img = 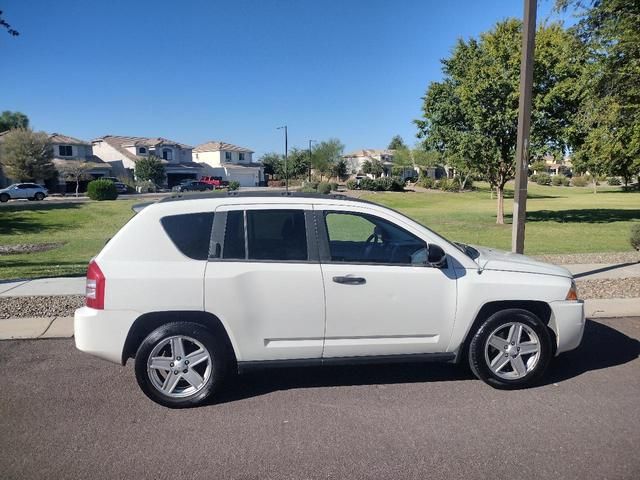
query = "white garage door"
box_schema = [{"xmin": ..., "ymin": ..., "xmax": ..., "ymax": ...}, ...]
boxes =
[{"xmin": 228, "ymin": 172, "xmax": 256, "ymax": 187}]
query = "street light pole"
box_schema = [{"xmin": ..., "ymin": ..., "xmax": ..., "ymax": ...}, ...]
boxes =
[
  {"xmin": 511, "ymin": 0, "xmax": 537, "ymax": 254},
  {"xmin": 277, "ymin": 125, "xmax": 288, "ymax": 192},
  {"xmin": 308, "ymin": 139, "xmax": 316, "ymax": 182}
]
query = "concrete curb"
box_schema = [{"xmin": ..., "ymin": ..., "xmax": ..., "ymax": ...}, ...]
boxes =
[
  {"xmin": 0, "ymin": 316, "xmax": 74, "ymax": 340},
  {"xmin": 583, "ymin": 298, "xmax": 640, "ymax": 319}
]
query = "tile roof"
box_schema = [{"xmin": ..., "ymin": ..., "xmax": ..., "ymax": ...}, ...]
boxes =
[
  {"xmin": 49, "ymin": 133, "xmax": 90, "ymax": 145},
  {"xmin": 93, "ymin": 135, "xmax": 193, "ymax": 162},
  {"xmin": 344, "ymin": 149, "xmax": 396, "ymax": 158},
  {"xmin": 194, "ymin": 141, "xmax": 254, "ymax": 154}
]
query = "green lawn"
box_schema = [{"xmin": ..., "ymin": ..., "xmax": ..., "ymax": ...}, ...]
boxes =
[
  {"xmin": 0, "ymin": 200, "xmax": 138, "ymax": 280},
  {"xmin": 0, "ymin": 183, "xmax": 638, "ymax": 280},
  {"xmin": 361, "ymin": 182, "xmax": 640, "ymax": 254}
]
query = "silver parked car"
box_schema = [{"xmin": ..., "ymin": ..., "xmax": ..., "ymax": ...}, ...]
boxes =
[{"xmin": 0, "ymin": 183, "xmax": 48, "ymax": 202}]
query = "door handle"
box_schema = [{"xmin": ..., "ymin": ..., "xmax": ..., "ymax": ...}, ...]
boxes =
[{"xmin": 332, "ymin": 275, "xmax": 366, "ymax": 285}]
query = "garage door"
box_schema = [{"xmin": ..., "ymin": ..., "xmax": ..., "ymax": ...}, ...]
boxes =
[{"xmin": 228, "ymin": 172, "xmax": 256, "ymax": 187}]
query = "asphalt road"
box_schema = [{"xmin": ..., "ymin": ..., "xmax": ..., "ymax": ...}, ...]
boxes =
[{"xmin": 1, "ymin": 317, "xmax": 638, "ymax": 480}]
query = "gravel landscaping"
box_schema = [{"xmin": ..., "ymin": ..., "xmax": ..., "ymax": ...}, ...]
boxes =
[
  {"xmin": 534, "ymin": 252, "xmax": 640, "ymax": 265},
  {"xmin": 0, "ymin": 243, "xmax": 63, "ymax": 255},
  {"xmin": 576, "ymin": 277, "xmax": 640, "ymax": 299},
  {"xmin": 0, "ymin": 295, "xmax": 84, "ymax": 319}
]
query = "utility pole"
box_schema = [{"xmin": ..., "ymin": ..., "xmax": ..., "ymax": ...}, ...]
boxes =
[
  {"xmin": 308, "ymin": 139, "xmax": 316, "ymax": 182},
  {"xmin": 277, "ymin": 125, "xmax": 288, "ymax": 192},
  {"xmin": 511, "ymin": 0, "xmax": 537, "ymax": 254}
]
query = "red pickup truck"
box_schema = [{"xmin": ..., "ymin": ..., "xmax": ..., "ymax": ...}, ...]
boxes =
[{"xmin": 200, "ymin": 176, "xmax": 229, "ymax": 189}]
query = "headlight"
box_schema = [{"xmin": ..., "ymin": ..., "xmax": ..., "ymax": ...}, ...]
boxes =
[{"xmin": 566, "ymin": 279, "xmax": 578, "ymax": 301}]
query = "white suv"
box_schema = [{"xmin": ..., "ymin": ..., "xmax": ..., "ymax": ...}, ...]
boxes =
[{"xmin": 75, "ymin": 192, "xmax": 584, "ymax": 407}]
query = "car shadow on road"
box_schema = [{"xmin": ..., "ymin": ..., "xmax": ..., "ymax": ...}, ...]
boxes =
[{"xmin": 212, "ymin": 319, "xmax": 639, "ymax": 405}]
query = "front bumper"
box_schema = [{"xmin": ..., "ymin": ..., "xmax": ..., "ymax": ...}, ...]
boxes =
[
  {"xmin": 548, "ymin": 300, "xmax": 585, "ymax": 355},
  {"xmin": 74, "ymin": 306, "xmax": 139, "ymax": 364}
]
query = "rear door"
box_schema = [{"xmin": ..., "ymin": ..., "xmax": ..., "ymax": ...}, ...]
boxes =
[{"xmin": 204, "ymin": 204, "xmax": 325, "ymax": 362}]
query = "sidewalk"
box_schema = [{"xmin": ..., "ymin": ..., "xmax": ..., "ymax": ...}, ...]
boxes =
[{"xmin": 0, "ymin": 277, "xmax": 85, "ymax": 297}]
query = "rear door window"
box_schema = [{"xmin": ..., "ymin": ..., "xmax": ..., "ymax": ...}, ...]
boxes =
[{"xmin": 247, "ymin": 210, "xmax": 308, "ymax": 261}]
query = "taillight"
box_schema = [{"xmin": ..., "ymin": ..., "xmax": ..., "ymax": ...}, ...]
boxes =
[
  {"xmin": 566, "ymin": 279, "xmax": 578, "ymax": 301},
  {"xmin": 86, "ymin": 260, "xmax": 105, "ymax": 309}
]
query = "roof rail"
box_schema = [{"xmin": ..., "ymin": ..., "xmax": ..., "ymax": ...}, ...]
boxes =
[{"xmin": 158, "ymin": 190, "xmax": 374, "ymax": 204}]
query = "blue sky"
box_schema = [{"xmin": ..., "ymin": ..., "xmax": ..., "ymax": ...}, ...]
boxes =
[{"xmin": 1, "ymin": 0, "xmax": 571, "ymax": 157}]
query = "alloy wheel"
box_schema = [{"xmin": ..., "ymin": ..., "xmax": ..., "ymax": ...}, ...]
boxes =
[
  {"xmin": 483, "ymin": 322, "xmax": 541, "ymax": 380},
  {"xmin": 146, "ymin": 335, "xmax": 212, "ymax": 398}
]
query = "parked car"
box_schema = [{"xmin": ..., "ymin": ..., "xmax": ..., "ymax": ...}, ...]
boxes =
[
  {"xmin": 113, "ymin": 182, "xmax": 129, "ymax": 194},
  {"xmin": 0, "ymin": 183, "xmax": 48, "ymax": 202},
  {"xmin": 172, "ymin": 180, "xmax": 213, "ymax": 193},
  {"xmin": 75, "ymin": 192, "xmax": 584, "ymax": 408},
  {"xmin": 200, "ymin": 176, "xmax": 229, "ymax": 189}
]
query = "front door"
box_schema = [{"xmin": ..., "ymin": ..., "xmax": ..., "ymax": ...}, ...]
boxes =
[
  {"xmin": 204, "ymin": 205, "xmax": 325, "ymax": 362},
  {"xmin": 317, "ymin": 206, "xmax": 458, "ymax": 358}
]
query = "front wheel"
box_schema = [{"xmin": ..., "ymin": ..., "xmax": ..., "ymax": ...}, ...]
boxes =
[
  {"xmin": 134, "ymin": 322, "xmax": 228, "ymax": 408},
  {"xmin": 469, "ymin": 309, "xmax": 552, "ymax": 389},
  {"xmin": 34, "ymin": 192, "xmax": 45, "ymax": 201}
]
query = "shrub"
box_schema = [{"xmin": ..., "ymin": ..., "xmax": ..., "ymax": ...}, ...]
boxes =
[
  {"xmin": 631, "ymin": 224, "xmax": 640, "ymax": 251},
  {"xmin": 299, "ymin": 185, "xmax": 318, "ymax": 193},
  {"xmin": 529, "ymin": 174, "xmax": 539, "ymax": 183},
  {"xmin": 87, "ymin": 179, "xmax": 118, "ymax": 201},
  {"xmin": 136, "ymin": 180, "xmax": 156, "ymax": 193},
  {"xmin": 571, "ymin": 176, "xmax": 588, "ymax": 187},
  {"xmin": 228, "ymin": 180, "xmax": 240, "ymax": 191},
  {"xmin": 375, "ymin": 177, "xmax": 404, "ymax": 191},
  {"xmin": 608, "ymin": 177, "xmax": 621, "ymax": 186},
  {"xmin": 419, "ymin": 176, "xmax": 435, "ymax": 189},
  {"xmin": 317, "ymin": 182, "xmax": 332, "ymax": 194},
  {"xmin": 303, "ymin": 181, "xmax": 319, "ymax": 190},
  {"xmin": 536, "ymin": 173, "xmax": 552, "ymax": 185},
  {"xmin": 562, "ymin": 176, "xmax": 571, "ymax": 186},
  {"xmin": 267, "ymin": 180, "xmax": 285, "ymax": 187},
  {"xmin": 346, "ymin": 179, "xmax": 358, "ymax": 190},
  {"xmin": 358, "ymin": 177, "xmax": 377, "ymax": 191},
  {"xmin": 551, "ymin": 175, "xmax": 564, "ymax": 186},
  {"xmin": 329, "ymin": 182, "xmax": 339, "ymax": 191}
]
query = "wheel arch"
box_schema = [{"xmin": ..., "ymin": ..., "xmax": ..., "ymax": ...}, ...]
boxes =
[
  {"xmin": 456, "ymin": 300, "xmax": 554, "ymax": 364},
  {"xmin": 122, "ymin": 311, "xmax": 238, "ymax": 368}
]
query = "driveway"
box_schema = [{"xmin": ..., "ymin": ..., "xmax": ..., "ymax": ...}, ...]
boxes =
[{"xmin": 0, "ymin": 317, "xmax": 638, "ymax": 480}]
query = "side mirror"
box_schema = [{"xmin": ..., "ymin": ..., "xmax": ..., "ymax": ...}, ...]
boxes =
[{"xmin": 427, "ymin": 244, "xmax": 447, "ymax": 268}]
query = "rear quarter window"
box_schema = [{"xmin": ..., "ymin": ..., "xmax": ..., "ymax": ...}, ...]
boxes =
[{"xmin": 160, "ymin": 212, "xmax": 214, "ymax": 260}]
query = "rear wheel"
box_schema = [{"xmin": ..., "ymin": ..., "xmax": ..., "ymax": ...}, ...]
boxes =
[
  {"xmin": 0, "ymin": 193, "xmax": 9, "ymax": 203},
  {"xmin": 469, "ymin": 309, "xmax": 552, "ymax": 389},
  {"xmin": 134, "ymin": 322, "xmax": 228, "ymax": 408}
]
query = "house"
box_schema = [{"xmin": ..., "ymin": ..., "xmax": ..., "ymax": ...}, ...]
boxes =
[
  {"xmin": 0, "ymin": 131, "xmax": 111, "ymax": 191},
  {"xmin": 49, "ymin": 133, "xmax": 112, "ymax": 191},
  {"xmin": 92, "ymin": 135, "xmax": 201, "ymax": 187},
  {"xmin": 343, "ymin": 149, "xmax": 396, "ymax": 177},
  {"xmin": 194, "ymin": 141, "xmax": 263, "ymax": 187}
]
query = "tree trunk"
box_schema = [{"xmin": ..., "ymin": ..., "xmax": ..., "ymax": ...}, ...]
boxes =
[
  {"xmin": 75, "ymin": 179, "xmax": 79, "ymax": 197},
  {"xmin": 496, "ymin": 185, "xmax": 505, "ymax": 224},
  {"xmin": 593, "ymin": 178, "xmax": 597, "ymax": 194}
]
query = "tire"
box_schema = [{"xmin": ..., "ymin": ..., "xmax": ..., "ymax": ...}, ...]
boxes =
[
  {"xmin": 134, "ymin": 322, "xmax": 228, "ymax": 408},
  {"xmin": 0, "ymin": 193, "xmax": 9, "ymax": 203},
  {"xmin": 468, "ymin": 309, "xmax": 552, "ymax": 389},
  {"xmin": 34, "ymin": 192, "xmax": 45, "ymax": 201}
]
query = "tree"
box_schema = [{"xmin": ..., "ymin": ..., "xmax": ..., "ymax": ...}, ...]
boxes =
[
  {"xmin": 0, "ymin": 128, "xmax": 55, "ymax": 181},
  {"xmin": 557, "ymin": 0, "xmax": 640, "ymax": 186},
  {"xmin": 0, "ymin": 10, "xmax": 19, "ymax": 36},
  {"xmin": 312, "ymin": 138, "xmax": 344, "ymax": 180},
  {"xmin": 362, "ymin": 159, "xmax": 384, "ymax": 178},
  {"xmin": 259, "ymin": 152, "xmax": 283, "ymax": 177},
  {"xmin": 134, "ymin": 156, "xmax": 165, "ymax": 185},
  {"xmin": 416, "ymin": 20, "xmax": 586, "ymax": 223},
  {"xmin": 388, "ymin": 135, "xmax": 407, "ymax": 150},
  {"xmin": 0, "ymin": 111, "xmax": 29, "ymax": 132},
  {"xmin": 331, "ymin": 158, "xmax": 348, "ymax": 180},
  {"xmin": 59, "ymin": 161, "xmax": 93, "ymax": 197},
  {"xmin": 284, "ymin": 147, "xmax": 311, "ymax": 179}
]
